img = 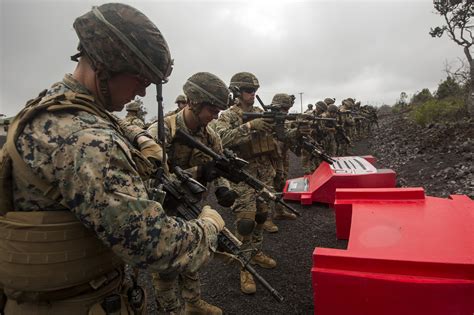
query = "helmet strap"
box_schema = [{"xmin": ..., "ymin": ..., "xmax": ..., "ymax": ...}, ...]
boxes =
[{"xmin": 95, "ymin": 68, "xmax": 113, "ymax": 109}]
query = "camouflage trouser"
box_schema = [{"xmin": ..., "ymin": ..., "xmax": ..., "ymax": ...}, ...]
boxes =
[
  {"xmin": 274, "ymin": 149, "xmax": 289, "ymax": 192},
  {"xmin": 337, "ymin": 140, "xmax": 349, "ymax": 156},
  {"xmin": 324, "ymin": 134, "xmax": 337, "ymax": 156},
  {"xmin": 152, "ymin": 271, "xmax": 200, "ymax": 312},
  {"xmin": 301, "ymin": 150, "xmax": 314, "ymax": 175},
  {"xmin": 231, "ymin": 155, "xmax": 276, "ymax": 258}
]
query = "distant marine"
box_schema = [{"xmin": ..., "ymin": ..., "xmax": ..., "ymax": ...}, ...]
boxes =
[{"xmin": 0, "ymin": 116, "xmax": 13, "ymax": 148}]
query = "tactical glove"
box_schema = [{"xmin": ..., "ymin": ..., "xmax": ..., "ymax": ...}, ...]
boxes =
[
  {"xmin": 137, "ymin": 136, "xmax": 163, "ymax": 162},
  {"xmin": 215, "ymin": 187, "xmax": 239, "ymax": 207},
  {"xmin": 246, "ymin": 118, "xmax": 274, "ymax": 133},
  {"xmin": 198, "ymin": 160, "xmax": 221, "ymax": 183},
  {"xmin": 199, "ymin": 205, "xmax": 225, "ymax": 232}
]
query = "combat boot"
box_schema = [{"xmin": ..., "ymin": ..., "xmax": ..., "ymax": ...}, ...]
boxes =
[
  {"xmin": 184, "ymin": 299, "xmax": 222, "ymax": 315},
  {"xmin": 250, "ymin": 251, "xmax": 277, "ymax": 269},
  {"xmin": 240, "ymin": 270, "xmax": 256, "ymax": 294},
  {"xmin": 263, "ymin": 218, "xmax": 278, "ymax": 233},
  {"xmin": 273, "ymin": 209, "xmax": 297, "ymax": 220}
]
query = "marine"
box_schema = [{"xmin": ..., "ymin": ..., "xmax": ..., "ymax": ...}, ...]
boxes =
[
  {"xmin": 148, "ymin": 72, "xmax": 237, "ymax": 315},
  {"xmin": 123, "ymin": 99, "xmax": 146, "ymax": 128},
  {"xmin": 165, "ymin": 94, "xmax": 189, "ymax": 117},
  {"xmin": 0, "ymin": 4, "xmax": 224, "ymax": 314},
  {"xmin": 212, "ymin": 72, "xmax": 278, "ymax": 295}
]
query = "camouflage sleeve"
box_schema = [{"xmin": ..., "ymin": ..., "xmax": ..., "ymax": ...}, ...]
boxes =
[
  {"xmin": 146, "ymin": 121, "xmax": 158, "ymax": 141},
  {"xmin": 213, "ymin": 110, "xmax": 252, "ymax": 148},
  {"xmin": 207, "ymin": 126, "xmax": 231, "ymax": 189},
  {"xmin": 52, "ymin": 128, "xmax": 218, "ymax": 274},
  {"xmin": 132, "ymin": 118, "xmax": 145, "ymax": 129},
  {"xmin": 146, "ymin": 121, "xmax": 171, "ymax": 144}
]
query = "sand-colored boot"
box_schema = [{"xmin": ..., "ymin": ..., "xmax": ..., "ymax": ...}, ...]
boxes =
[
  {"xmin": 184, "ymin": 299, "xmax": 222, "ymax": 315},
  {"xmin": 273, "ymin": 204, "xmax": 297, "ymax": 220},
  {"xmin": 250, "ymin": 251, "xmax": 277, "ymax": 269},
  {"xmin": 240, "ymin": 270, "xmax": 256, "ymax": 294},
  {"xmin": 273, "ymin": 209, "xmax": 297, "ymax": 220},
  {"xmin": 262, "ymin": 218, "xmax": 279, "ymax": 233}
]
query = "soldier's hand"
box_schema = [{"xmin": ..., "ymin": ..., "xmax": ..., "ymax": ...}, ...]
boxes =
[
  {"xmin": 198, "ymin": 160, "xmax": 220, "ymax": 183},
  {"xmin": 247, "ymin": 118, "xmax": 274, "ymax": 133},
  {"xmin": 138, "ymin": 136, "xmax": 163, "ymax": 162},
  {"xmin": 199, "ymin": 206, "xmax": 225, "ymax": 232},
  {"xmin": 215, "ymin": 187, "xmax": 239, "ymax": 207},
  {"xmin": 327, "ymin": 128, "xmax": 336, "ymax": 133}
]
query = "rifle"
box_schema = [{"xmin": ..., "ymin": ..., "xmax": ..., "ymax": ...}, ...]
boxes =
[
  {"xmin": 300, "ymin": 136, "xmax": 335, "ymax": 164},
  {"xmin": 148, "ymin": 165, "xmax": 284, "ymax": 302},
  {"xmin": 175, "ymin": 129, "xmax": 301, "ymax": 217}
]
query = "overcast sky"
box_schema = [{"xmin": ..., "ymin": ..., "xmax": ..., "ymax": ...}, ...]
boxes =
[{"xmin": 0, "ymin": 0, "xmax": 468, "ymax": 118}]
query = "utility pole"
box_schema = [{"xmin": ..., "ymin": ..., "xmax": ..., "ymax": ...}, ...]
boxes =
[{"xmin": 299, "ymin": 92, "xmax": 304, "ymax": 113}]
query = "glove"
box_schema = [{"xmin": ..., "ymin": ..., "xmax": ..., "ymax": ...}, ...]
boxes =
[
  {"xmin": 215, "ymin": 187, "xmax": 239, "ymax": 207},
  {"xmin": 199, "ymin": 205, "xmax": 225, "ymax": 232},
  {"xmin": 137, "ymin": 136, "xmax": 163, "ymax": 162},
  {"xmin": 246, "ymin": 118, "xmax": 274, "ymax": 133},
  {"xmin": 198, "ymin": 160, "xmax": 220, "ymax": 183}
]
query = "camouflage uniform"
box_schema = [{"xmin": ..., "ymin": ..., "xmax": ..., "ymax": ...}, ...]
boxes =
[
  {"xmin": 164, "ymin": 95, "xmax": 187, "ymax": 118},
  {"xmin": 124, "ymin": 101, "xmax": 146, "ymax": 128},
  {"xmin": 148, "ymin": 72, "xmax": 230, "ymax": 315},
  {"xmin": 338, "ymin": 99, "xmax": 355, "ymax": 155},
  {"xmin": 269, "ymin": 94, "xmax": 298, "ymax": 220},
  {"xmin": 214, "ymin": 105, "xmax": 277, "ymax": 241},
  {"xmin": 301, "ymin": 101, "xmax": 329, "ymax": 173},
  {"xmin": 322, "ymin": 108, "xmax": 338, "ymax": 156},
  {"xmin": 0, "ymin": 4, "xmax": 221, "ymax": 314},
  {"xmin": 148, "ymin": 112, "xmax": 224, "ymax": 312}
]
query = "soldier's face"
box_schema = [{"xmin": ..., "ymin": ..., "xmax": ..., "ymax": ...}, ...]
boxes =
[
  {"xmin": 198, "ymin": 104, "xmax": 221, "ymax": 126},
  {"xmin": 107, "ymin": 73, "xmax": 151, "ymax": 111},
  {"xmin": 177, "ymin": 101, "xmax": 188, "ymax": 110},
  {"xmin": 240, "ymin": 87, "xmax": 257, "ymax": 106}
]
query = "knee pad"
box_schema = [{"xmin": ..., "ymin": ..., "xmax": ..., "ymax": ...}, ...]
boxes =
[
  {"xmin": 254, "ymin": 211, "xmax": 268, "ymax": 224},
  {"xmin": 236, "ymin": 218, "xmax": 255, "ymax": 236}
]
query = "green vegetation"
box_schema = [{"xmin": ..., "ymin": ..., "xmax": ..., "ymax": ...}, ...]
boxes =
[
  {"xmin": 389, "ymin": 77, "xmax": 468, "ymax": 126},
  {"xmin": 409, "ymin": 97, "xmax": 465, "ymax": 126}
]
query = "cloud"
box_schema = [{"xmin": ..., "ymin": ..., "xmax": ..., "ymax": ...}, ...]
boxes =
[{"xmin": 0, "ymin": 0, "xmax": 464, "ymax": 119}]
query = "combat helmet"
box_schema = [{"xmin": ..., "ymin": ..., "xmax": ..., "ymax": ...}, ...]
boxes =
[
  {"xmin": 229, "ymin": 72, "xmax": 260, "ymax": 90},
  {"xmin": 271, "ymin": 93, "xmax": 293, "ymax": 109},
  {"xmin": 175, "ymin": 94, "xmax": 187, "ymax": 103},
  {"xmin": 315, "ymin": 101, "xmax": 328, "ymax": 112},
  {"xmin": 125, "ymin": 101, "xmax": 140, "ymax": 111},
  {"xmin": 327, "ymin": 104, "xmax": 338, "ymax": 113},
  {"xmin": 183, "ymin": 72, "xmax": 230, "ymax": 110},
  {"xmin": 324, "ymin": 98, "xmax": 335, "ymax": 105},
  {"xmin": 341, "ymin": 99, "xmax": 354, "ymax": 108},
  {"xmin": 73, "ymin": 3, "xmax": 173, "ymax": 84}
]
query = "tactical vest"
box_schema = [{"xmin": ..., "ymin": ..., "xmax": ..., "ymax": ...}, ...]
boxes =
[
  {"xmin": 229, "ymin": 106, "xmax": 276, "ymax": 159},
  {"xmin": 165, "ymin": 113, "xmax": 215, "ymax": 169},
  {"xmin": 0, "ymin": 90, "xmax": 124, "ymax": 303}
]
